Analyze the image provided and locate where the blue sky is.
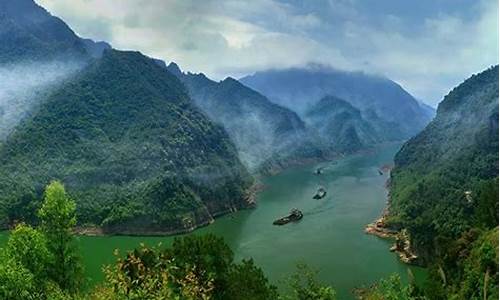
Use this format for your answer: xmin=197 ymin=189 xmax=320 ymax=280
xmin=38 ymin=0 xmax=498 ymax=106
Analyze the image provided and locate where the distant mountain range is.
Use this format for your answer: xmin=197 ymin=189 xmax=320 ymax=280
xmin=167 ymin=62 xmax=329 ymax=172
xmin=240 ymin=66 xmax=434 ymax=140
xmin=305 ymin=96 xmax=380 ymax=152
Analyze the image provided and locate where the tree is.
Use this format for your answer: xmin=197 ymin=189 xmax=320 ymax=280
xmin=284 ymin=263 xmax=336 ymax=300
xmin=0 ymin=254 xmax=37 ymax=300
xmin=166 ymin=234 xmax=234 ymax=299
xmin=96 ymin=245 xmax=179 ymax=300
xmin=96 ymin=235 xmax=283 ymax=300
xmin=38 ymin=181 xmax=83 ymax=292
xmin=5 ymin=223 xmax=52 ymax=286
xmin=226 ymin=259 xmax=279 ymax=300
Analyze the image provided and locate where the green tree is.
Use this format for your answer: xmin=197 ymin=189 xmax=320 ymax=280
xmin=284 ymin=263 xmax=336 ymax=300
xmin=226 ymin=259 xmax=279 ymax=300
xmin=365 ymin=274 xmax=425 ymax=300
xmin=0 ymin=254 xmax=37 ymax=300
xmin=38 ymin=181 xmax=83 ymax=292
xmin=5 ymin=223 xmax=52 ymax=286
xmin=96 ymin=235 xmax=283 ymax=300
xmin=166 ymin=234 xmax=233 ymax=299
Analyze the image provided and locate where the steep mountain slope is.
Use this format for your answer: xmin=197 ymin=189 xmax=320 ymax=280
xmin=387 ymin=66 xmax=498 ymax=297
xmin=0 ymin=50 xmax=253 ymax=234
xmin=167 ymin=63 xmax=328 ymax=172
xmin=305 ymin=96 xmax=380 ymax=152
xmin=0 ymin=0 xmax=90 ymax=63
xmin=240 ymin=66 xmax=433 ymax=139
xmin=0 ymin=0 xmax=109 ymax=141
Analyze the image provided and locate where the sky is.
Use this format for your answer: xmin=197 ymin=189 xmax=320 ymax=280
xmin=37 ymin=0 xmax=499 ymax=107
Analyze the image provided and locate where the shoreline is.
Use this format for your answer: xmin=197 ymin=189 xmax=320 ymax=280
xmin=16 ymin=142 xmax=405 ymax=238
xmin=74 ymin=181 xmax=264 ymax=237
xmin=364 ymin=173 xmax=419 ymax=265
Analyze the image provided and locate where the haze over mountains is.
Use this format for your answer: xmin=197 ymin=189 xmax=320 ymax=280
xmin=0 ymin=0 xmax=437 ymax=233
xmin=0 ymin=0 xmax=252 ymax=233
xmin=241 ymin=66 xmax=434 ymax=140
xmin=167 ymin=62 xmax=329 ymax=172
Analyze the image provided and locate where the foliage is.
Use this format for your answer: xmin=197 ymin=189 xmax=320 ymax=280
xmin=226 ymin=259 xmax=279 ymax=300
xmin=388 ymin=66 xmax=499 ymax=299
xmin=94 ymin=234 xmax=280 ymax=300
xmin=0 ymin=182 xmax=84 ymax=299
xmin=0 ymin=253 xmax=38 ymax=300
xmin=359 ymin=274 xmax=427 ymax=300
xmin=283 ymin=263 xmax=336 ymax=300
xmin=5 ymin=223 xmax=52 ymax=285
xmin=39 ymin=181 xmax=84 ymax=292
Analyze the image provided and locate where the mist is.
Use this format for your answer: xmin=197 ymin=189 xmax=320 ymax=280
xmin=0 ymin=60 xmax=84 ymax=140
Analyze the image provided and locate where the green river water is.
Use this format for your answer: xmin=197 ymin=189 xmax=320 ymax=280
xmin=0 ymin=143 xmax=425 ymax=299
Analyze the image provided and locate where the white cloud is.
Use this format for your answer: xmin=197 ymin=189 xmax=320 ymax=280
xmin=36 ymin=0 xmax=498 ymax=106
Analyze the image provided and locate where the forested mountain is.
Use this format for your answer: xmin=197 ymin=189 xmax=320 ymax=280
xmin=0 ymin=0 xmax=109 ymax=141
xmin=387 ymin=65 xmax=499 ymax=298
xmin=0 ymin=0 xmax=107 ymax=63
xmin=240 ymin=66 xmax=434 ymax=140
xmin=0 ymin=0 xmax=256 ymax=234
xmin=0 ymin=49 xmax=253 ymax=234
xmin=305 ymin=96 xmax=380 ymax=152
xmin=167 ymin=62 xmax=329 ymax=172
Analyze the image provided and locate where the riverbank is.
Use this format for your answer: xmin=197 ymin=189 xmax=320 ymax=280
xmin=73 ymin=182 xmax=263 ymax=237
xmin=364 ymin=166 xmax=420 ymax=265
xmin=365 ymin=214 xmax=418 ymax=264
xmin=1 ymin=143 xmax=426 ymax=299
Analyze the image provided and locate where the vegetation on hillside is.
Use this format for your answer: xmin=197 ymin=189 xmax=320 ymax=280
xmin=386 ymin=66 xmax=499 ymax=299
xmin=0 ymin=49 xmax=253 ymax=234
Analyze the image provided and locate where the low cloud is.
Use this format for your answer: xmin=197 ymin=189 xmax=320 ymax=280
xmin=0 ymin=60 xmax=83 ymax=140
xmin=37 ymin=0 xmax=498 ymax=106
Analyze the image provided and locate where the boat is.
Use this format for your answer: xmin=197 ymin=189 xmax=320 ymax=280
xmin=315 ymin=167 xmax=324 ymax=175
xmin=313 ymin=187 xmax=327 ymax=199
xmin=273 ymin=208 xmax=303 ymax=225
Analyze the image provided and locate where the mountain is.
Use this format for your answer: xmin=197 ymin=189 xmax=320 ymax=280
xmin=167 ymin=63 xmax=328 ymax=172
xmin=0 ymin=0 xmax=111 ymax=141
xmin=0 ymin=0 xmax=256 ymax=235
xmin=0 ymin=48 xmax=253 ymax=234
xmin=240 ymin=66 xmax=433 ymax=140
xmin=387 ymin=66 xmax=498 ymax=297
xmin=305 ymin=95 xmax=380 ymax=152
xmin=0 ymin=0 xmax=111 ymax=64
xmin=0 ymin=0 xmax=87 ymax=63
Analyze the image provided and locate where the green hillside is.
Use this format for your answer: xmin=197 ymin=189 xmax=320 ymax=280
xmin=387 ymin=66 xmax=498 ymax=298
xmin=0 ymin=49 xmax=253 ymax=234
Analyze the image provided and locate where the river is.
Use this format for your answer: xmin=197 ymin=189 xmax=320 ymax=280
xmin=0 ymin=143 xmax=425 ymax=299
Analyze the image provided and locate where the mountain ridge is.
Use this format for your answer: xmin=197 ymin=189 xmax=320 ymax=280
xmin=240 ymin=66 xmax=433 ymax=140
